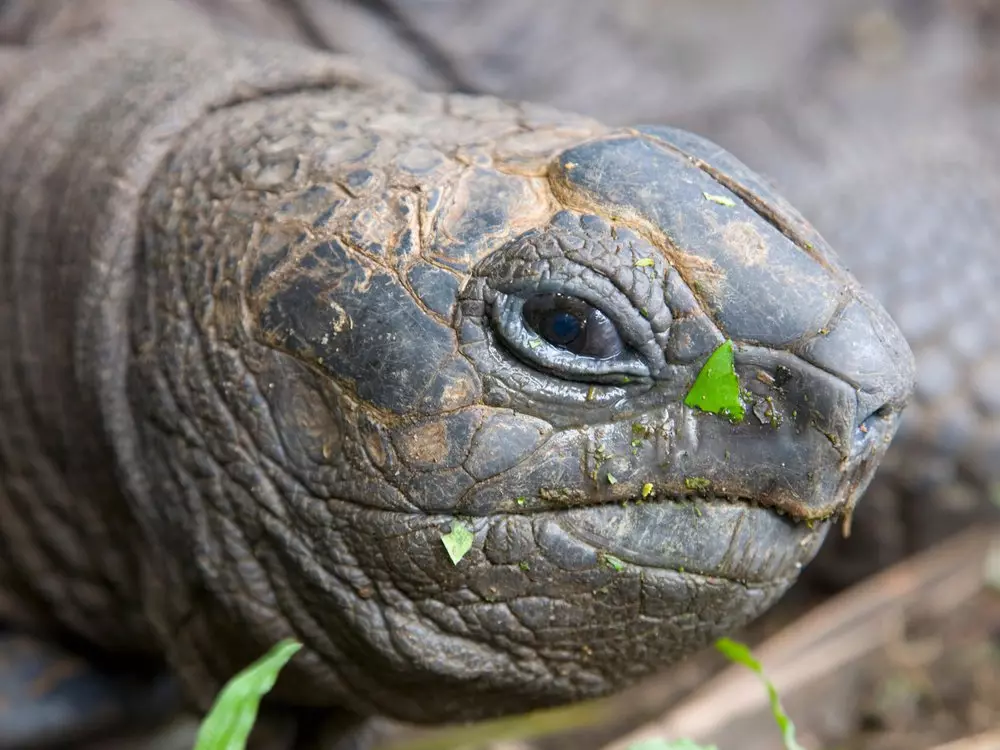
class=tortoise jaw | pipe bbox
[542,496,829,585]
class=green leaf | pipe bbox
[627,740,717,750]
[194,639,302,750]
[703,192,736,207]
[715,638,806,750]
[603,554,625,572]
[684,340,745,422]
[684,477,711,492]
[634,257,656,268]
[641,482,654,499]
[441,521,475,565]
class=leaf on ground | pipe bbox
[194,639,302,750]
[627,739,717,750]
[441,521,475,565]
[684,340,745,423]
[715,637,806,750]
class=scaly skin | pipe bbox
[0,0,914,746]
[283,0,1000,588]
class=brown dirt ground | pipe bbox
[815,587,1000,750]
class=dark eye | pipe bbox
[522,293,624,359]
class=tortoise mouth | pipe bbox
[538,495,830,585]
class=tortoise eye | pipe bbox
[522,293,624,360]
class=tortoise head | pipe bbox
[133,90,915,721]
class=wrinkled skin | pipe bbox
[130,81,912,721]
[0,1,914,747]
[160,0,1000,588]
[298,0,1000,588]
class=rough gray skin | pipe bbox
[191,0,1000,588]
[0,1,915,747]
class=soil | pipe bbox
[816,587,1000,750]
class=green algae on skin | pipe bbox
[684,339,746,422]
[441,521,474,565]
[703,192,736,208]
[601,553,626,572]
[684,476,711,492]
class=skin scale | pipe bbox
[0,1,914,747]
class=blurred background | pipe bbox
[5,1,1000,748]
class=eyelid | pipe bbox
[504,278,662,357]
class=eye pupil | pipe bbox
[546,311,583,345]
[521,293,624,360]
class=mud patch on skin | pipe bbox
[437,377,481,412]
[395,421,449,467]
[721,220,770,267]
[326,299,353,333]
[666,246,726,302]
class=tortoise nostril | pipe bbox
[873,404,894,420]
[856,390,899,429]
[855,401,897,450]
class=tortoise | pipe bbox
[0,0,955,747]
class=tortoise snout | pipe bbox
[798,289,916,448]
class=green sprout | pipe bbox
[194,640,302,750]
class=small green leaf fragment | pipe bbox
[515,496,526,506]
[606,472,618,485]
[441,522,475,565]
[684,477,711,492]
[194,639,303,750]
[641,482,654,499]
[703,192,736,207]
[587,385,597,401]
[603,554,625,572]
[634,257,656,268]
[529,338,543,349]
[684,339,745,422]
[714,638,806,750]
